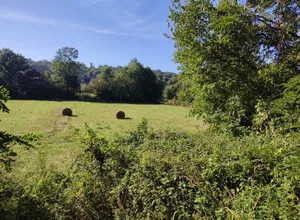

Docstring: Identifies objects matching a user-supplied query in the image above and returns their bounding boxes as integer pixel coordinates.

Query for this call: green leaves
[271,75,300,132]
[1,120,300,218]
[54,47,79,63]
[51,47,81,95]
[86,58,163,103]
[0,131,36,172]
[0,86,10,113]
[168,0,300,134]
[0,48,34,98]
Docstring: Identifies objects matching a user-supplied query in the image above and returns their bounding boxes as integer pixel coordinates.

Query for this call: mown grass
[1,100,206,182]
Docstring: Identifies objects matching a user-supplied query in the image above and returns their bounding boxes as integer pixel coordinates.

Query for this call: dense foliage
[163,74,194,106]
[51,47,82,97]
[83,59,164,103]
[0,47,176,103]
[0,48,45,99]
[168,0,300,134]
[27,59,52,75]
[0,120,299,219]
[271,74,300,132]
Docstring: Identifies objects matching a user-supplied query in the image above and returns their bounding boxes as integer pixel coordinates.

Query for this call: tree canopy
[168,0,300,134]
[0,47,176,103]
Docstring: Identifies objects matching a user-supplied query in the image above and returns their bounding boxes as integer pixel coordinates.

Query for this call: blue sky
[0,0,178,72]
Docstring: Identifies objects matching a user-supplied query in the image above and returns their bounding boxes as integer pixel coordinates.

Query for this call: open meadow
[2,100,206,182]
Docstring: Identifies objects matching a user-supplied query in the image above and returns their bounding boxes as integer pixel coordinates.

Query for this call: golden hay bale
[62,108,72,116]
[116,111,125,119]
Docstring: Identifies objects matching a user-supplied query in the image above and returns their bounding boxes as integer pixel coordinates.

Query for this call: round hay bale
[116,111,125,119]
[62,108,72,116]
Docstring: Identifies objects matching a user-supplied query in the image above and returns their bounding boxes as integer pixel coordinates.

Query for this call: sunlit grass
[1,100,206,182]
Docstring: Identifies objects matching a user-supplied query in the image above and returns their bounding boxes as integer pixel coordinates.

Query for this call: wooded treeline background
[0,47,183,104]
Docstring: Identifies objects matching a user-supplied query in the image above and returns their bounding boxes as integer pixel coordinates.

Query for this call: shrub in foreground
[1,120,299,219]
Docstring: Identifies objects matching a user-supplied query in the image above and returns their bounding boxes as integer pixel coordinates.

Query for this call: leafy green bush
[1,120,299,219]
[271,75,300,133]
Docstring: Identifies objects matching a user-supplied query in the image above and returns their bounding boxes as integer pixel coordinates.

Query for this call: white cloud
[78,0,113,7]
[0,10,59,26]
[0,8,160,38]
[81,0,156,30]
[118,12,156,29]
[88,0,111,5]
[68,23,158,38]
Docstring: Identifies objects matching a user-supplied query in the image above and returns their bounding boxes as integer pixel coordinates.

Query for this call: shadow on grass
[121,117,132,120]
[70,115,78,117]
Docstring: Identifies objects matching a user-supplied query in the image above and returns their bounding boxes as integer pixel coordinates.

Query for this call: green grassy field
[2,100,206,181]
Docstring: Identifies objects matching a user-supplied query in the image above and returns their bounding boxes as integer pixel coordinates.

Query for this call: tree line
[0,47,177,103]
